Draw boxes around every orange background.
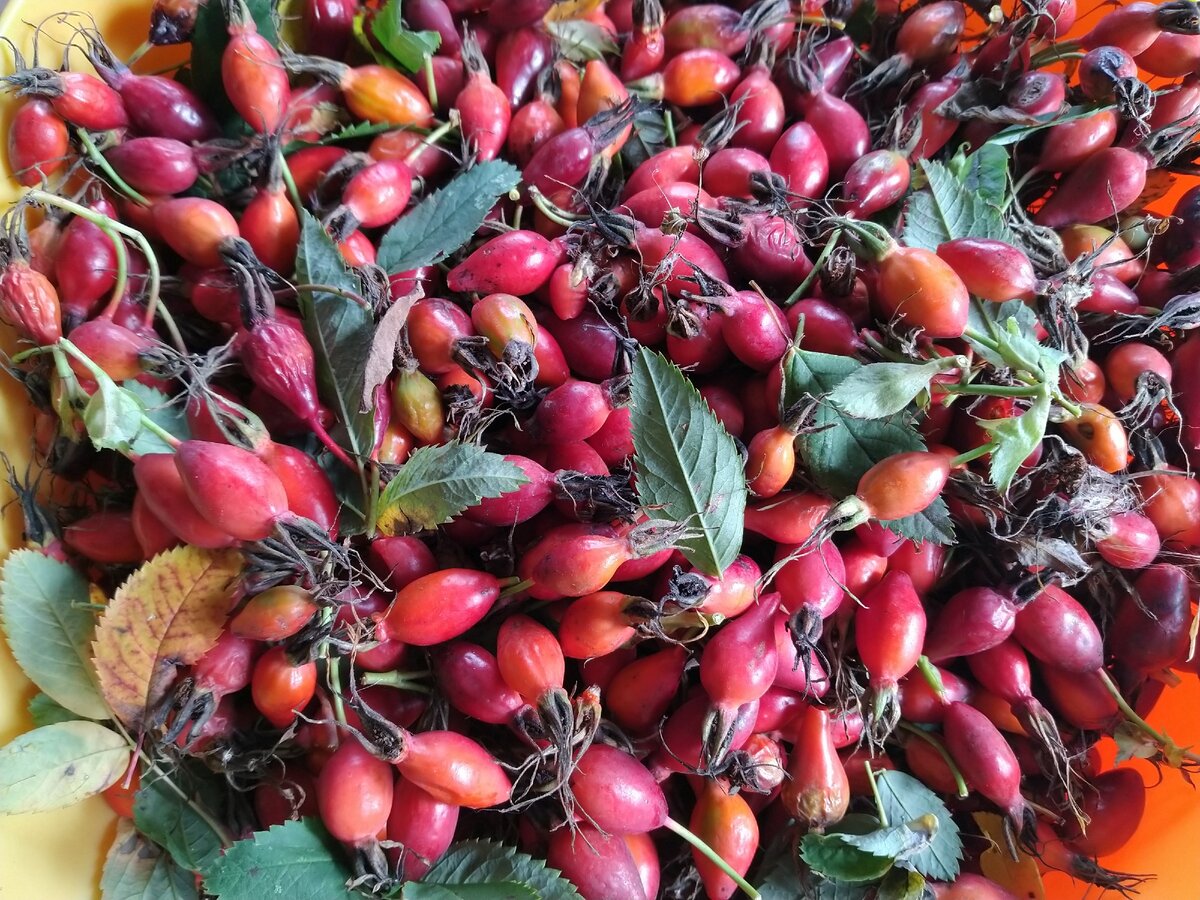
[0,0,1197,897]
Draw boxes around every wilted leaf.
[0,721,128,814]
[875,771,963,882]
[83,378,143,452]
[101,819,198,900]
[1,549,108,719]
[93,547,243,728]
[360,286,422,413]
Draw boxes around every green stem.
[1029,40,1083,68]
[320,608,348,727]
[405,115,458,169]
[864,762,888,827]
[95,218,130,320]
[942,382,1044,398]
[359,670,433,692]
[664,817,760,899]
[499,577,535,599]
[786,228,841,306]
[950,442,997,468]
[664,109,677,148]
[26,190,176,351]
[365,460,381,540]
[125,39,152,67]
[916,655,947,702]
[527,187,584,227]
[75,129,150,206]
[293,283,373,309]
[899,723,969,799]
[1097,669,1200,767]
[423,54,438,112]
[278,149,304,212]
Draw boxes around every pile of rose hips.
[4,0,1200,895]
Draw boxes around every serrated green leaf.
[372,0,442,72]
[800,832,895,883]
[875,771,963,882]
[782,347,954,545]
[123,382,191,455]
[83,378,143,452]
[284,120,398,154]
[378,161,521,274]
[203,819,353,899]
[403,884,539,899]
[0,549,108,719]
[376,442,529,535]
[986,103,1115,148]
[875,867,926,900]
[545,19,620,62]
[0,721,128,814]
[28,692,79,727]
[980,388,1051,495]
[102,819,198,900]
[134,767,228,874]
[902,160,1016,251]
[962,144,1010,209]
[295,213,377,464]
[834,823,934,862]
[419,840,581,899]
[630,348,746,576]
[827,360,945,420]
[190,0,279,129]
[964,299,1067,388]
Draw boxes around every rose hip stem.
[74,128,151,207]
[663,816,762,899]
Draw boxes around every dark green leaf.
[295,213,377,464]
[134,768,228,874]
[800,832,895,883]
[377,161,521,274]
[782,347,954,545]
[417,840,581,899]
[376,442,529,535]
[902,160,1016,251]
[203,819,354,900]
[630,348,747,576]
[875,771,963,882]
[0,549,108,719]
[319,451,369,536]
[83,379,143,452]
[403,884,539,900]
[962,144,1010,209]
[28,693,78,727]
[123,382,191,456]
[102,819,198,900]
[986,104,1115,148]
[980,388,1051,495]
[621,105,671,170]
[545,19,620,62]
[284,121,399,154]
[876,867,927,900]
[371,0,442,72]
[190,0,279,127]
[826,360,945,420]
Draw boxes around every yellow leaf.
[974,812,1046,900]
[93,547,243,728]
[544,0,605,21]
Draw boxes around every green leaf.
[826,360,946,420]
[834,823,934,862]
[902,160,1016,251]
[123,382,191,455]
[980,388,1051,495]
[781,347,954,546]
[875,867,927,900]
[403,884,539,900]
[28,692,79,727]
[377,161,521,274]
[0,549,108,719]
[376,441,530,535]
[630,348,747,576]
[371,0,442,72]
[965,300,1066,383]
[545,19,620,62]
[0,721,128,814]
[134,767,228,874]
[190,0,279,128]
[295,212,377,464]
[83,378,144,452]
[962,144,1009,209]
[621,105,671,170]
[102,819,199,900]
[284,120,398,154]
[416,840,581,899]
[986,103,1115,148]
[875,771,963,882]
[203,819,354,900]
[800,832,895,883]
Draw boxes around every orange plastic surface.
[0,1,1197,898]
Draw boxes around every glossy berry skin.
[231,586,318,641]
[386,775,460,880]
[856,571,926,690]
[394,730,511,808]
[857,452,952,522]
[842,150,911,219]
[9,99,69,186]
[496,614,564,703]
[923,587,1022,662]
[378,569,501,646]
[875,247,970,339]
[152,198,240,268]
[548,824,648,900]
[568,744,668,834]
[781,706,850,830]
[222,23,290,133]
[317,739,394,845]
[1111,564,1192,673]
[690,780,759,900]
[942,701,1025,822]
[1061,768,1146,857]
[1013,584,1104,673]
[434,641,524,725]
[174,441,289,541]
[447,230,558,296]
[936,239,1037,302]
[250,646,317,728]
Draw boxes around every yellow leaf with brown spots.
[544,0,606,21]
[93,547,243,728]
